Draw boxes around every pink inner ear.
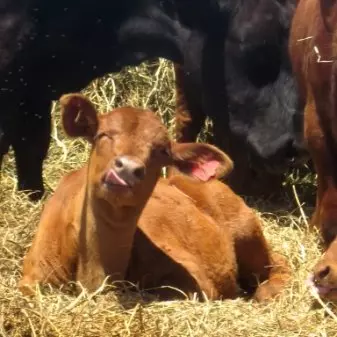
[190,160,220,181]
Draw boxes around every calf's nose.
[114,156,146,185]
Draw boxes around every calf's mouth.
[102,168,131,190]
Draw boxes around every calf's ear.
[170,142,233,181]
[60,93,98,141]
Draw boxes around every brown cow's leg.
[318,187,337,246]
[305,97,326,228]
[303,93,337,245]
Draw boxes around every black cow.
[0,0,228,200]
[173,0,309,197]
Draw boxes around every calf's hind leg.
[233,215,291,301]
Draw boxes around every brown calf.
[19,93,289,301]
[289,0,337,300]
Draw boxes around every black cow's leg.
[0,127,10,171]
[175,104,206,142]
[11,98,51,200]
[174,64,206,143]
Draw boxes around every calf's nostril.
[317,266,330,280]
[115,158,123,169]
[113,156,145,182]
[133,166,145,180]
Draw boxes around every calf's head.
[60,94,233,208]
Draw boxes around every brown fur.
[289,0,337,245]
[19,93,290,301]
[289,0,337,299]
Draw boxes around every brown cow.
[289,0,337,299]
[19,93,290,301]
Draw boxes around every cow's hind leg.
[11,98,51,200]
[252,252,291,302]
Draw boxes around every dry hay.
[0,59,336,337]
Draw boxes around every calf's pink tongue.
[105,169,128,186]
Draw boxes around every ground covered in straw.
[1,60,337,336]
